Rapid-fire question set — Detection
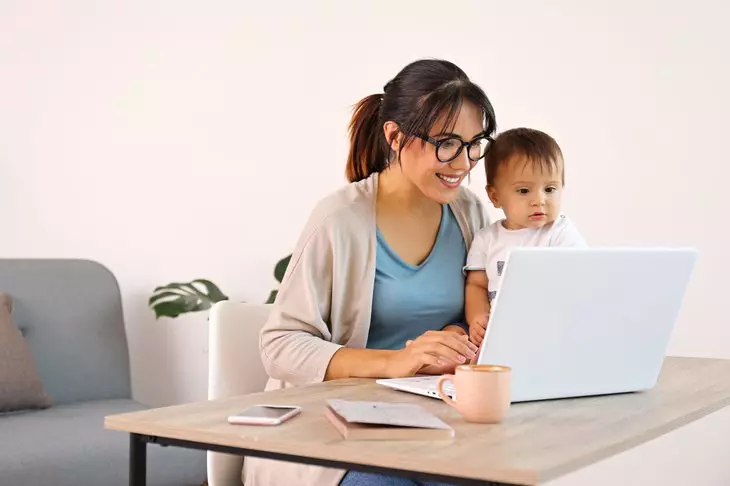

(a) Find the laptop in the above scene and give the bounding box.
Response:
[377,247,698,402]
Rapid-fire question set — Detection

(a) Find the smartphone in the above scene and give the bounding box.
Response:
[227,404,302,426]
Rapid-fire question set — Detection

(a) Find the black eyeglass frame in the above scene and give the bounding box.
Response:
[414,133,495,164]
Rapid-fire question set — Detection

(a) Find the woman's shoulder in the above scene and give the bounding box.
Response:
[299,175,376,244]
[451,185,490,228]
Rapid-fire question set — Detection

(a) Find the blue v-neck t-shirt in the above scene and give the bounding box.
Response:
[366,205,467,350]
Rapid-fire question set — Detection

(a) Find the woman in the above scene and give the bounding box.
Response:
[246,58,497,486]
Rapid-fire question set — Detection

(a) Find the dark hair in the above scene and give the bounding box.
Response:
[345,59,497,183]
[485,128,564,186]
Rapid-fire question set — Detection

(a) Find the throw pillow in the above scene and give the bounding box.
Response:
[0,293,52,412]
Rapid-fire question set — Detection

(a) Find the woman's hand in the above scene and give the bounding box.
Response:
[418,325,477,374]
[385,330,478,378]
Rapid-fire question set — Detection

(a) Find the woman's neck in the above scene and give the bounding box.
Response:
[377,166,440,215]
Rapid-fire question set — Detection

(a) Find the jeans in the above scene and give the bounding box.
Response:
[339,471,456,486]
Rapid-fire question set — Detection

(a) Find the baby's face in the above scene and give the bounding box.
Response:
[487,155,564,230]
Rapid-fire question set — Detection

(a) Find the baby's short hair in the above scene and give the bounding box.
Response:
[485,128,564,186]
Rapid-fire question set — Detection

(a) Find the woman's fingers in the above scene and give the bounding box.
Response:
[428,330,478,351]
[441,333,479,358]
[412,331,478,364]
[408,340,457,363]
[463,334,480,353]
[424,330,475,348]
[419,348,457,369]
[421,342,467,364]
[421,334,476,360]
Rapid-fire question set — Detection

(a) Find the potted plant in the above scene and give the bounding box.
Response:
[148,254,291,319]
[147,254,291,486]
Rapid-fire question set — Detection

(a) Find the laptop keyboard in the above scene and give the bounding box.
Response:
[407,376,456,397]
[377,376,457,399]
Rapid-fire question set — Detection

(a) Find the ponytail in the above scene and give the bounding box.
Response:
[345,94,389,183]
[344,59,497,184]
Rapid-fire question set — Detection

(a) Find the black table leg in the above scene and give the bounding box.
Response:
[130,433,147,486]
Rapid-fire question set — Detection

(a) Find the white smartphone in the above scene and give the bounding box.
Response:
[227,404,302,426]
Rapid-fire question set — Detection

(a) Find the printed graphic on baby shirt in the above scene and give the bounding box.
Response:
[497,261,505,276]
[489,261,506,302]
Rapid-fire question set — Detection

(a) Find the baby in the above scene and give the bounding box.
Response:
[464,127,587,346]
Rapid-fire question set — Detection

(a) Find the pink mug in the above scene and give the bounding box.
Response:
[437,364,511,423]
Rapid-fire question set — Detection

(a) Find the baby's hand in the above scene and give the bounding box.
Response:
[469,313,489,346]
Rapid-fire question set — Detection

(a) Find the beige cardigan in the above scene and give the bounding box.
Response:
[245,172,489,486]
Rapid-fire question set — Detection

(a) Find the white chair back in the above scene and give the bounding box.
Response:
[207,301,271,486]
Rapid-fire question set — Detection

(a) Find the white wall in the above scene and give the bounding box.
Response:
[1,0,728,406]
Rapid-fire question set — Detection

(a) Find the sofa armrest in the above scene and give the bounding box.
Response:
[207,302,271,486]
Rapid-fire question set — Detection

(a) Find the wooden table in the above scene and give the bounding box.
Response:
[105,357,730,486]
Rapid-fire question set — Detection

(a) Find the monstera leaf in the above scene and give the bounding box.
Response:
[149,279,229,319]
[149,253,293,318]
[265,254,292,304]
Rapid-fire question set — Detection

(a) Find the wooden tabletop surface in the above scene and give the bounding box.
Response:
[105,357,730,485]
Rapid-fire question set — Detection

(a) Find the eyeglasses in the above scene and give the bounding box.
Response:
[415,133,494,164]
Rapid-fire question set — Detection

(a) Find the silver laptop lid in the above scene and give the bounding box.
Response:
[478,247,698,402]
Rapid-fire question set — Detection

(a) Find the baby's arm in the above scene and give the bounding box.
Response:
[465,270,491,346]
[464,228,492,346]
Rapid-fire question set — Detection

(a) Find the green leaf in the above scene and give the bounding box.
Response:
[147,290,187,305]
[151,300,205,319]
[189,279,229,303]
[148,280,229,319]
[265,289,278,304]
[274,254,291,283]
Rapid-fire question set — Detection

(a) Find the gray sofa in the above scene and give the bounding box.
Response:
[0,259,206,485]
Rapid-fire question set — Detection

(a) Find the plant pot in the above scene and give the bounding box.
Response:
[166,312,209,404]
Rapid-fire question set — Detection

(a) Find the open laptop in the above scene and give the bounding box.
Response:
[377,247,698,402]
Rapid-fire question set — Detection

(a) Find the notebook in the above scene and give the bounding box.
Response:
[324,399,454,441]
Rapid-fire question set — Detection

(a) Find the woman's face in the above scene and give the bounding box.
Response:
[386,102,485,204]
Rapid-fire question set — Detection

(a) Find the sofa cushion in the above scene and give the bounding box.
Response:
[0,293,52,412]
[0,398,206,486]
[0,259,132,405]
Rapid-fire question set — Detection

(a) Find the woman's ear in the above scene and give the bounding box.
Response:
[383,121,401,153]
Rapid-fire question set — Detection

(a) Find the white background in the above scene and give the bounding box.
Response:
[1,0,728,406]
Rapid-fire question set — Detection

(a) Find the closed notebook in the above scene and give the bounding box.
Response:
[324,399,455,440]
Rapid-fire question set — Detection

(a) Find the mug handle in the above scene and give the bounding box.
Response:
[437,374,458,408]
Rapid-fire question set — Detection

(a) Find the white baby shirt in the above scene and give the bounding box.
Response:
[464,215,587,302]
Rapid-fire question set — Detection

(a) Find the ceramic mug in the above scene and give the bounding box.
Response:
[437,364,512,423]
